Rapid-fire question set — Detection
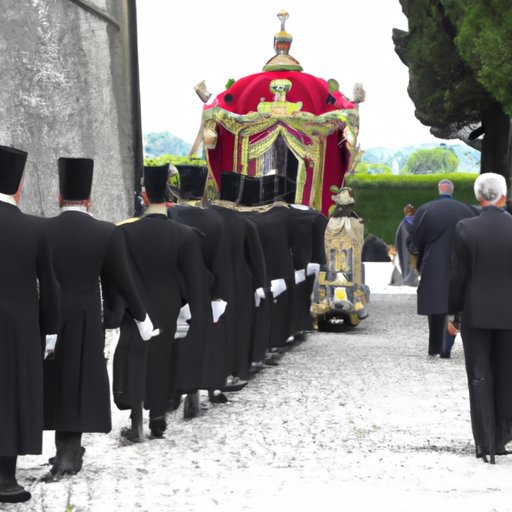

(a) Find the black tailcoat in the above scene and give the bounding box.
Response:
[242,208,295,348]
[43,212,146,433]
[167,204,231,390]
[283,207,327,334]
[210,206,268,376]
[0,204,60,456]
[118,215,210,415]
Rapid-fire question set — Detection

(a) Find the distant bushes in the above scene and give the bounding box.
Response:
[144,154,206,167]
[345,173,478,244]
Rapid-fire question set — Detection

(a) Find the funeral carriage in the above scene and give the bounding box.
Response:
[182,10,370,328]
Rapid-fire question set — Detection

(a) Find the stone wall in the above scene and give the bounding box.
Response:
[0,0,138,221]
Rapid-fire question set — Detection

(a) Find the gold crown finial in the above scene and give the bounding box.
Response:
[263,9,303,72]
[278,9,289,32]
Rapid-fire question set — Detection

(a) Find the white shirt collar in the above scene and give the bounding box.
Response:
[61,205,93,216]
[144,204,168,216]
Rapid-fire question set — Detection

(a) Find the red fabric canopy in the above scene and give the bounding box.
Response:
[205,70,355,115]
[204,70,357,215]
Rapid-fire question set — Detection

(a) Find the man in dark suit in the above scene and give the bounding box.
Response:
[449,172,512,464]
[0,145,60,503]
[408,179,476,357]
[44,158,155,476]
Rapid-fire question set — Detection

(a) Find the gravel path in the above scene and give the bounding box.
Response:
[6,292,512,512]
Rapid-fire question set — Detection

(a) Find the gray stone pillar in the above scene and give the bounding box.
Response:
[0,0,139,221]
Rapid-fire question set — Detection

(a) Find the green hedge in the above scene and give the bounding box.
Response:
[144,155,206,166]
[345,173,478,244]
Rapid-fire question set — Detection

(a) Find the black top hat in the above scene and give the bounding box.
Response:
[143,165,169,203]
[0,145,28,195]
[220,172,288,206]
[176,165,208,200]
[58,157,94,201]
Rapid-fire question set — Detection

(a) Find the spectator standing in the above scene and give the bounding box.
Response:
[394,204,419,286]
[449,173,512,464]
[408,179,475,357]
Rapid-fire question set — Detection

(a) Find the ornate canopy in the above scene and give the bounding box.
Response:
[197,10,361,215]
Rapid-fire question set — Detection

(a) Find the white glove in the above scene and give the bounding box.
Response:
[104,328,120,359]
[307,263,320,277]
[254,287,266,307]
[44,334,57,359]
[175,303,191,339]
[135,314,159,341]
[294,269,306,284]
[211,299,227,323]
[270,278,287,298]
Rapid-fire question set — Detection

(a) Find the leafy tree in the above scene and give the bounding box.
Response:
[143,131,192,158]
[443,0,512,117]
[402,147,459,174]
[393,0,512,179]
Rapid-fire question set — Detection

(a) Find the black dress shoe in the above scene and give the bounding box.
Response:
[248,362,264,374]
[495,445,510,456]
[0,485,31,503]
[476,446,498,464]
[264,352,281,366]
[183,393,200,419]
[149,416,166,438]
[51,446,85,476]
[221,379,248,392]
[120,427,143,443]
[270,346,288,354]
[208,391,228,404]
[167,394,183,412]
[440,352,451,359]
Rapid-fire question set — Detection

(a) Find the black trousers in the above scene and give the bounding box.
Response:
[460,324,512,454]
[0,456,16,483]
[427,314,447,355]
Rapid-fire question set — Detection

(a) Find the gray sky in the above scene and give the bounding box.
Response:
[137,0,448,150]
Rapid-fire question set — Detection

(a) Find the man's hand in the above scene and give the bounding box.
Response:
[135,314,159,341]
[211,299,227,323]
[254,287,266,307]
[294,269,306,284]
[447,320,460,336]
[270,278,287,298]
[44,334,58,359]
[175,303,191,339]
[104,328,120,359]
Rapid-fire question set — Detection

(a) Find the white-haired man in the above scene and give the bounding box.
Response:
[449,172,512,464]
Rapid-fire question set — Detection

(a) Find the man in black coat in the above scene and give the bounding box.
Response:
[408,179,476,357]
[43,158,155,476]
[168,202,232,409]
[0,146,60,503]
[241,206,295,350]
[284,205,328,336]
[116,166,211,437]
[207,205,268,381]
[449,173,512,464]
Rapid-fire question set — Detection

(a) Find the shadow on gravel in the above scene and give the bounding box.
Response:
[408,443,475,456]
